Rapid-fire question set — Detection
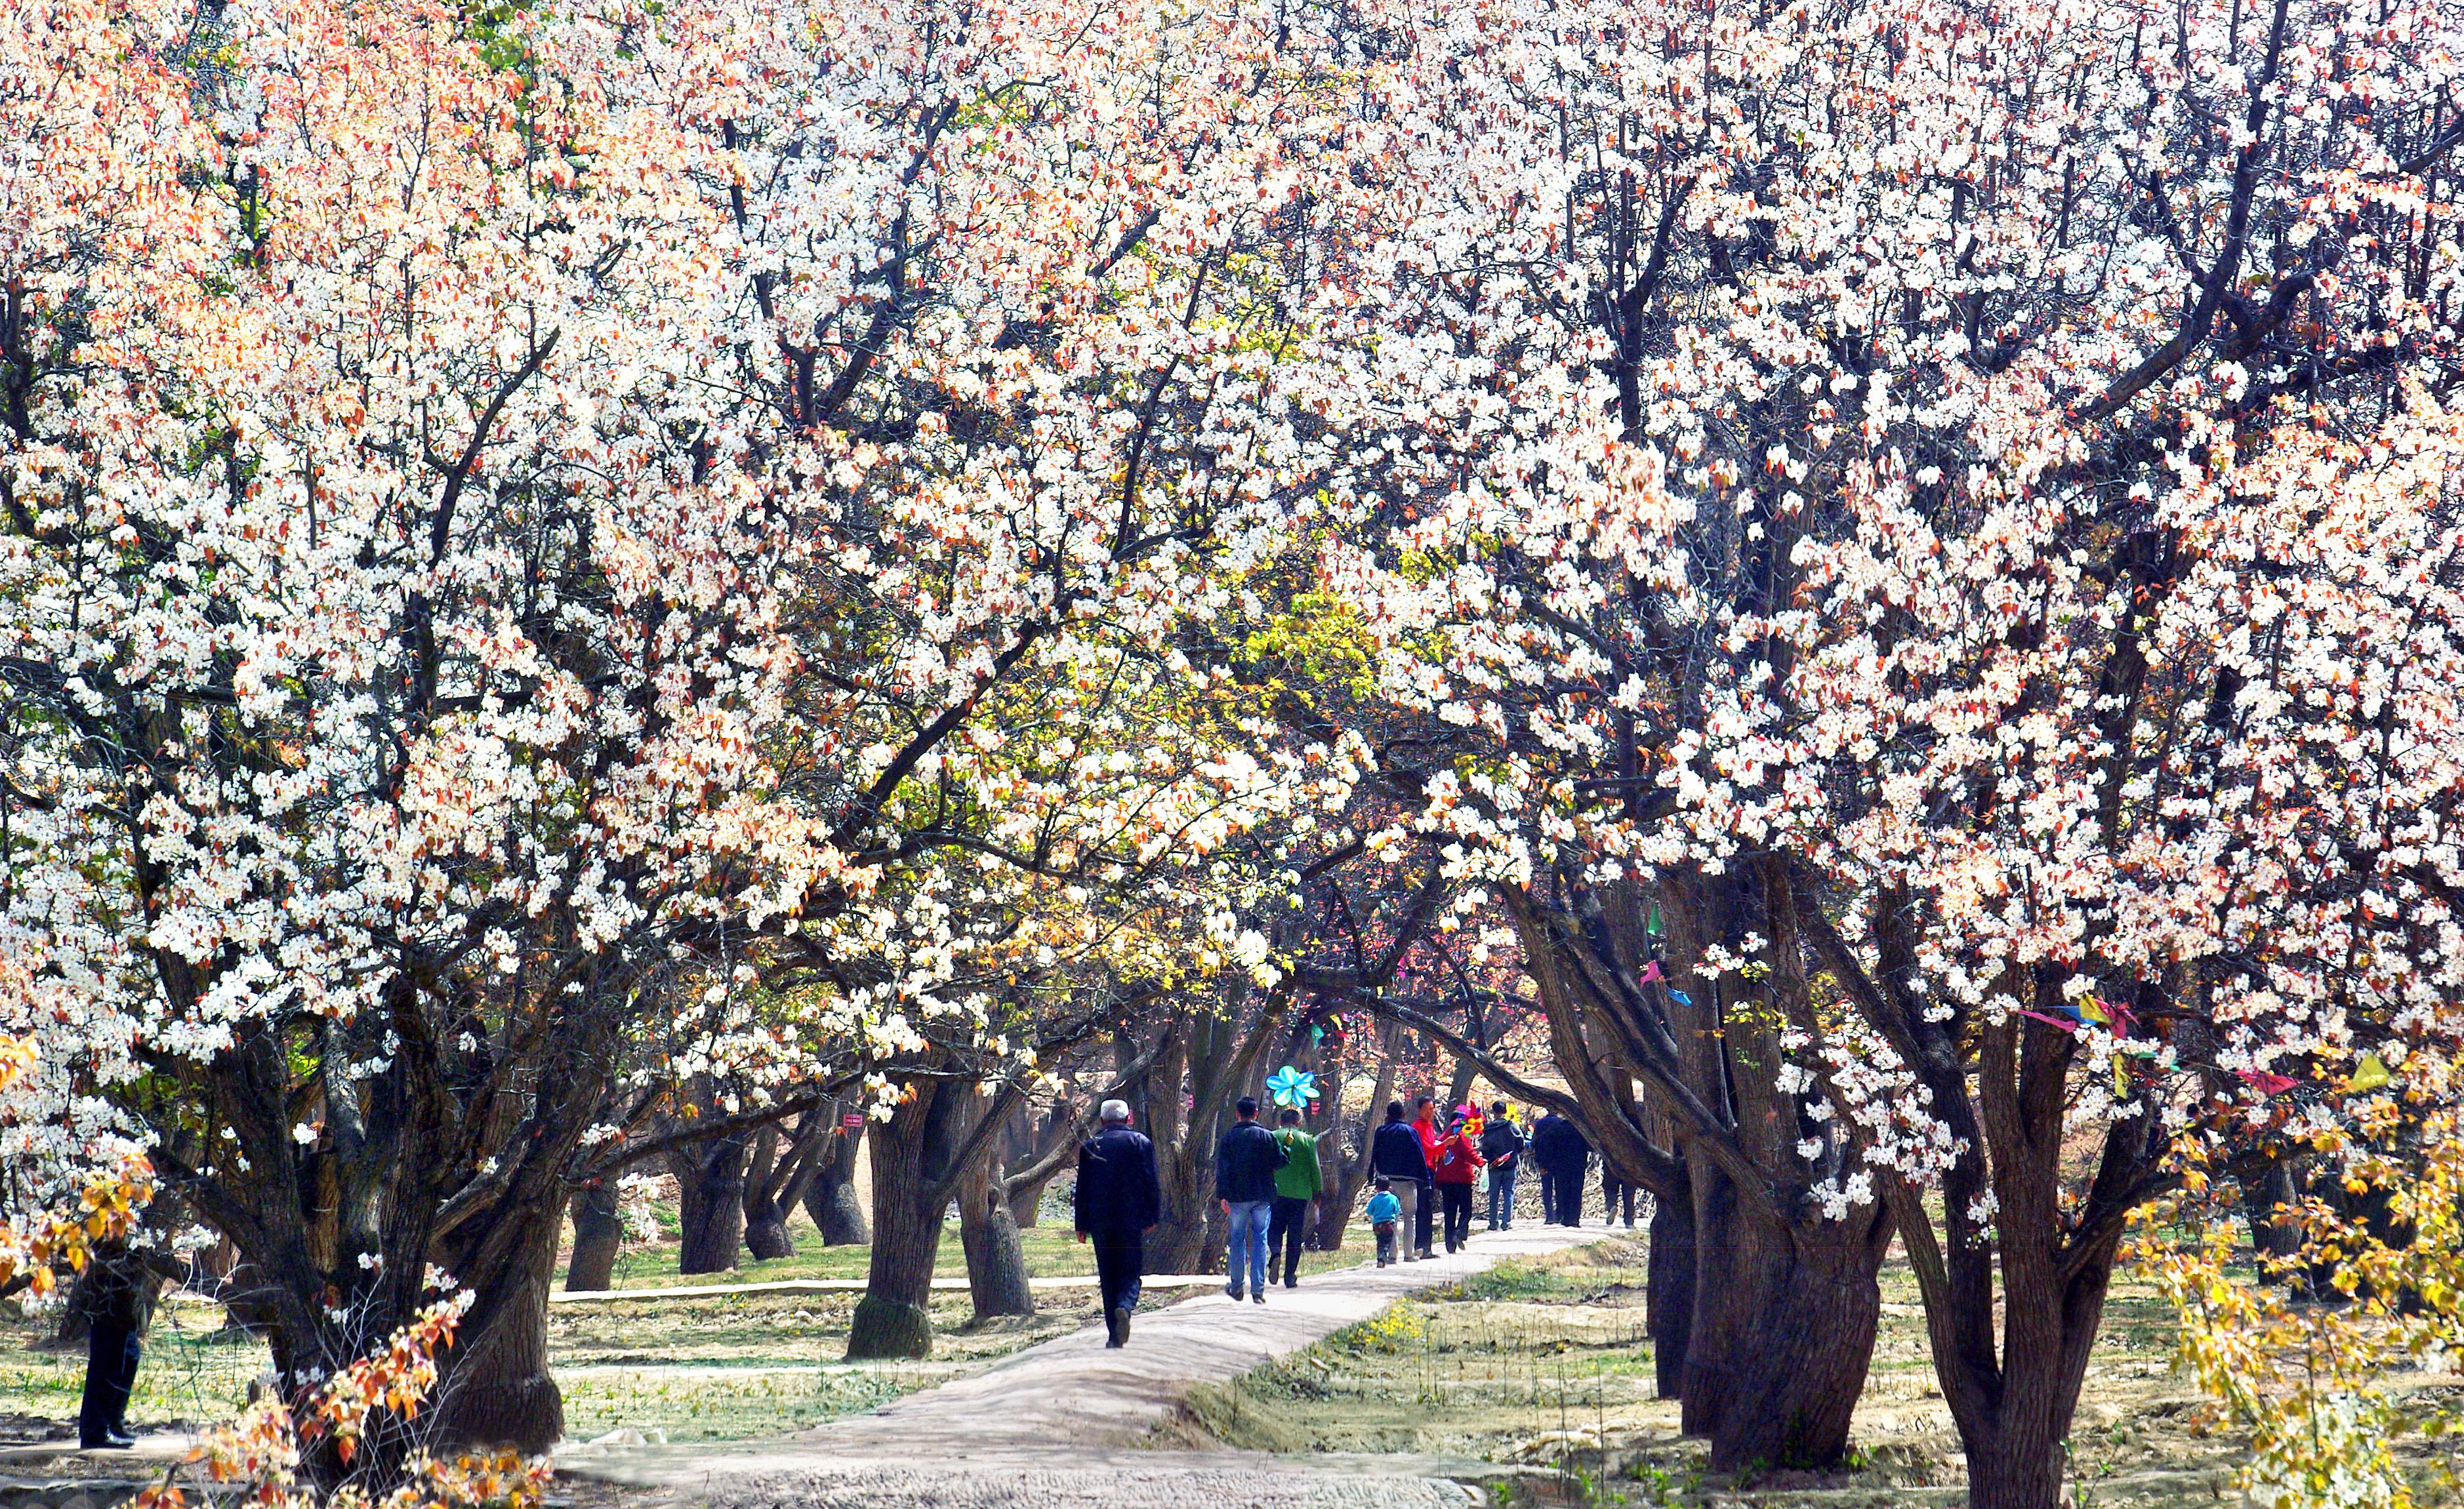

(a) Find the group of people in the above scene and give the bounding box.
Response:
[1072,1091,1627,1349]
[1525,1106,1641,1228]
[1365,1095,1528,1262]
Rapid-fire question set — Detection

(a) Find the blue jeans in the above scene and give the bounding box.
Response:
[1224,1200,1272,1295]
[1487,1166,1518,1227]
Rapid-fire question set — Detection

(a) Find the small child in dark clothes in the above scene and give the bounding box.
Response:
[1365,1177,1401,1266]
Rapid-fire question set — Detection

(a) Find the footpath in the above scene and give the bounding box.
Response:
[557,1223,1603,1509]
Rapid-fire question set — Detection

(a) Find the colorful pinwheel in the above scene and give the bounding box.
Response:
[1267,1066,1317,1108]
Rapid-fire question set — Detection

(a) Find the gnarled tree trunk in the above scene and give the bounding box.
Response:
[432,1190,566,1453]
[804,1104,871,1245]
[848,1079,960,1359]
[566,1183,623,1291]
[1675,1161,1889,1468]
[672,1130,749,1275]
[1645,1159,1694,1397]
[1317,1020,1403,1252]
[741,1127,795,1260]
[958,1141,1037,1322]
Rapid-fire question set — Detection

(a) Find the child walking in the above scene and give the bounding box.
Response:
[1366,1177,1402,1266]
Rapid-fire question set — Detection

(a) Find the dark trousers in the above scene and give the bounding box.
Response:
[1090,1229,1144,1318]
[79,1319,140,1446]
[1267,1196,1310,1283]
[1437,1182,1474,1250]
[1546,1157,1589,1227]
[1602,1177,1637,1226]
[1412,1178,1437,1254]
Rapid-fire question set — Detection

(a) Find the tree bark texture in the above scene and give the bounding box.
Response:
[431,1200,564,1453]
[565,1183,623,1292]
[1498,864,1889,1472]
[958,1142,1037,1321]
[671,1127,750,1275]
[1645,1161,1694,1398]
[804,1109,871,1245]
[741,1127,795,1261]
[847,1079,960,1359]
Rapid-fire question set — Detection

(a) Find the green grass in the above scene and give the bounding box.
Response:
[571,1205,1389,1290]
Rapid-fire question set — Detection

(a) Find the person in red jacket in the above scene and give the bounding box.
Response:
[1408,1095,1443,1257]
[1431,1110,1487,1253]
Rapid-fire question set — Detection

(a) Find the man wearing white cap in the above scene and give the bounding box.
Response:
[1074,1099,1162,1347]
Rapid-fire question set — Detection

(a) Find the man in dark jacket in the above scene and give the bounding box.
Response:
[1530,1110,1591,1228]
[1215,1096,1287,1302]
[1478,1100,1526,1230]
[1368,1100,1433,1262]
[77,1245,146,1449]
[1075,1099,1163,1346]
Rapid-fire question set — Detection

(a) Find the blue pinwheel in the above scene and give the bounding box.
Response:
[1266,1066,1317,1108]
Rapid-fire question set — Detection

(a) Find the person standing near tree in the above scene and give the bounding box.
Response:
[1074,1099,1162,1348]
[1531,1109,1591,1228]
[1265,1106,1321,1289]
[1479,1100,1525,1230]
[1431,1110,1487,1252]
[1215,1096,1286,1303]
[1369,1100,1433,1262]
[77,1244,146,1450]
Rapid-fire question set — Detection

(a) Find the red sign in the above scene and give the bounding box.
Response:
[841,1112,865,1132]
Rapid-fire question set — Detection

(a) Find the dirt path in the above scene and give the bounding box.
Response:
[558,1224,1605,1509]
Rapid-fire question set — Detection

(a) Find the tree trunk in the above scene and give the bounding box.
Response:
[566,1183,623,1291]
[1646,1163,1694,1398]
[673,1132,749,1274]
[1317,1022,1401,1253]
[958,1146,1036,1322]
[2241,1157,2303,1269]
[847,1082,955,1359]
[1677,1176,1888,1470]
[804,1115,871,1245]
[742,1126,796,1261]
[1004,1103,1076,1228]
[433,1202,564,1454]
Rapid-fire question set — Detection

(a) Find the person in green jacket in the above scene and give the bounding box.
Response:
[1265,1106,1323,1289]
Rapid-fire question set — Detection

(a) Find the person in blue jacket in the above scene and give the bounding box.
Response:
[1075,1099,1163,1346]
[1215,1096,1288,1302]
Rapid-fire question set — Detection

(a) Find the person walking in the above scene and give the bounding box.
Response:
[77,1245,146,1449]
[1408,1095,1443,1258]
[1479,1100,1525,1230]
[1074,1098,1163,1348]
[1216,1095,1286,1302]
[1601,1173,1639,1228]
[1431,1110,1486,1252]
[1366,1178,1402,1266]
[1531,1108,1591,1228]
[1369,1100,1433,1261]
[1266,1106,1322,1288]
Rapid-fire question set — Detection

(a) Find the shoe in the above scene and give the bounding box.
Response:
[1225,1285,1245,1300]
[1284,1277,1298,1289]
[1252,1292,1266,1304]
[1106,1306,1130,1347]
[81,1435,132,1451]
